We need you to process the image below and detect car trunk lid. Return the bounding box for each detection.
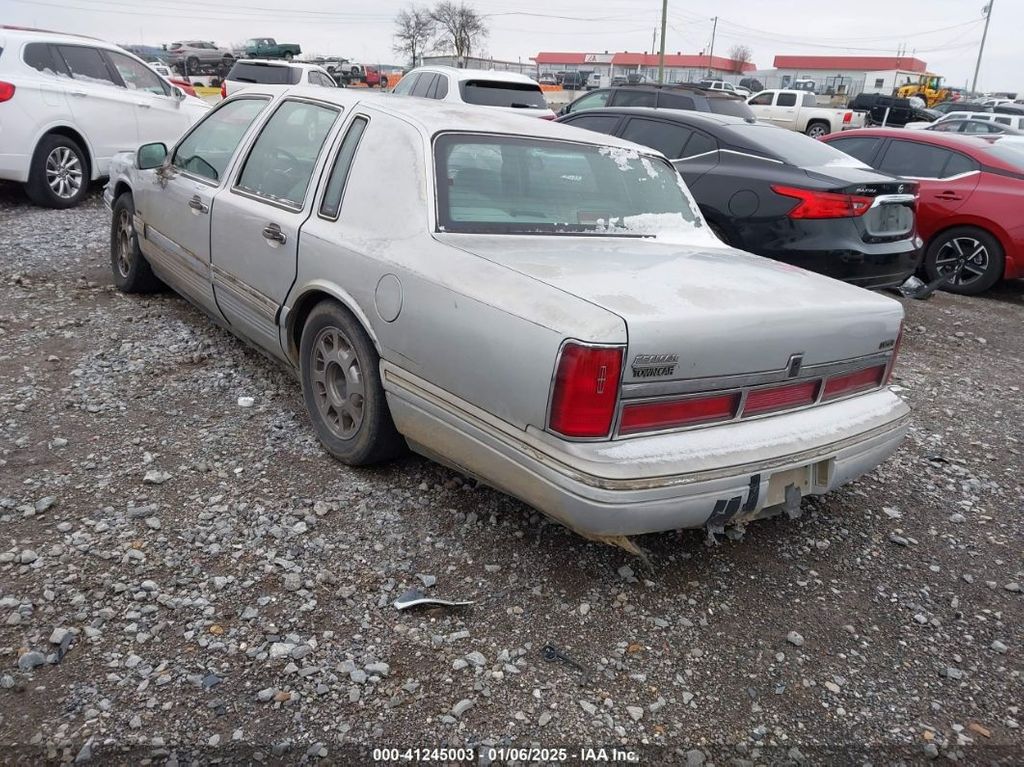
[801,164,918,241]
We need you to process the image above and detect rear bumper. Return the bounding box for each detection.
[383,364,910,537]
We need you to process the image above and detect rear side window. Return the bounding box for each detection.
[828,136,882,164]
[173,97,270,181]
[56,45,118,87]
[777,93,797,107]
[802,94,816,107]
[460,80,547,109]
[319,116,368,219]
[236,100,340,207]
[430,75,449,99]
[943,152,979,177]
[611,90,656,108]
[24,43,68,76]
[657,92,695,110]
[228,62,298,85]
[681,131,718,158]
[878,140,952,178]
[620,118,691,159]
[411,73,437,98]
[564,114,621,135]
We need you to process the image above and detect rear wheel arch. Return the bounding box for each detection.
[33,126,94,181]
[805,119,831,137]
[286,286,382,367]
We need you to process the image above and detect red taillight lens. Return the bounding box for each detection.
[772,184,873,219]
[843,111,853,124]
[743,380,819,416]
[221,82,227,98]
[822,365,886,401]
[620,392,740,434]
[548,343,623,438]
[0,81,15,102]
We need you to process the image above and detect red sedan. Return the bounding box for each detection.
[822,129,1024,294]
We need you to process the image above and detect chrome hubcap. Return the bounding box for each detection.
[934,236,989,286]
[311,327,364,440]
[116,209,134,277]
[45,147,83,199]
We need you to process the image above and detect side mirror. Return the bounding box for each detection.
[558,104,569,116]
[173,86,187,101]
[137,142,168,170]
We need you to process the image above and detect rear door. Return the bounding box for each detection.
[768,91,798,128]
[209,98,342,355]
[138,96,271,314]
[53,44,139,173]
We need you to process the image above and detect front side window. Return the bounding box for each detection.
[748,92,772,106]
[620,118,692,159]
[172,97,270,181]
[107,52,169,95]
[236,100,340,206]
[564,114,621,135]
[568,90,610,112]
[56,45,118,87]
[320,116,369,219]
[391,72,418,95]
[435,134,699,236]
[827,136,883,164]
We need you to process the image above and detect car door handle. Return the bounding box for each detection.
[137,101,152,109]
[934,192,962,200]
[70,90,87,98]
[187,195,209,213]
[261,223,287,244]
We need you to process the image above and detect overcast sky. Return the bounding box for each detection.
[5,0,1018,93]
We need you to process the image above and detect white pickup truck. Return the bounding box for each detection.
[746,89,865,138]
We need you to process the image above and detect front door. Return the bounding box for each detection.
[138,96,271,314]
[104,50,193,146]
[210,98,342,356]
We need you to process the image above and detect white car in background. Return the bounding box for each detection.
[0,26,209,208]
[222,59,337,97]
[391,66,555,119]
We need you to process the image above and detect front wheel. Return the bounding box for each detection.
[923,227,1004,295]
[805,122,830,139]
[283,51,294,61]
[185,56,200,72]
[110,193,163,293]
[299,301,405,465]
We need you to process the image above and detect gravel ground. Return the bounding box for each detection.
[0,183,1022,765]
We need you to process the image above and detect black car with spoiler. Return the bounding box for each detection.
[557,108,921,289]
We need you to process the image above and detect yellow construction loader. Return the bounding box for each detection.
[895,74,949,107]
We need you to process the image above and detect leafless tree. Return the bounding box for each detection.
[728,44,753,72]
[393,5,436,68]
[430,1,488,62]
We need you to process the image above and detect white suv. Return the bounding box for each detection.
[391,66,555,119]
[0,27,210,208]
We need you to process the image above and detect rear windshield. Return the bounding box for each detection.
[228,62,299,85]
[435,134,699,236]
[726,123,867,167]
[707,97,755,119]
[459,80,547,110]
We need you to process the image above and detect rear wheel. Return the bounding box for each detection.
[283,51,294,61]
[26,134,88,208]
[805,121,830,139]
[924,227,1004,295]
[186,55,200,72]
[299,301,405,465]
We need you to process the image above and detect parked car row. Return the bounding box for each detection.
[391,66,555,119]
[104,86,910,542]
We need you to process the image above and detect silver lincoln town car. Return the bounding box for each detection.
[106,86,910,542]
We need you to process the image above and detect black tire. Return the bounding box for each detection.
[805,121,830,139]
[299,301,405,465]
[379,75,388,89]
[110,193,163,293]
[25,134,89,209]
[923,226,1004,295]
[283,51,294,61]
[186,56,200,72]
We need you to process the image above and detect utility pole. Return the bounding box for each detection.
[651,28,657,56]
[971,1,994,94]
[707,16,718,76]
[657,0,668,84]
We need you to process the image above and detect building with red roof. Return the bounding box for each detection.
[532,51,756,86]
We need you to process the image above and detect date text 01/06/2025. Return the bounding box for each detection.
[371,747,641,762]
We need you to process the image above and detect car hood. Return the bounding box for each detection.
[438,233,903,382]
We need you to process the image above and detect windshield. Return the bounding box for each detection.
[707,97,755,119]
[459,80,547,109]
[727,123,868,168]
[435,134,699,236]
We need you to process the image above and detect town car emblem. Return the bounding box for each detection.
[631,353,679,378]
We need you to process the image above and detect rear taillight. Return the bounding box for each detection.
[0,81,15,102]
[620,392,740,435]
[885,322,903,384]
[743,380,819,416]
[548,342,623,438]
[221,81,227,98]
[822,365,886,401]
[842,111,853,124]
[772,184,873,219]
